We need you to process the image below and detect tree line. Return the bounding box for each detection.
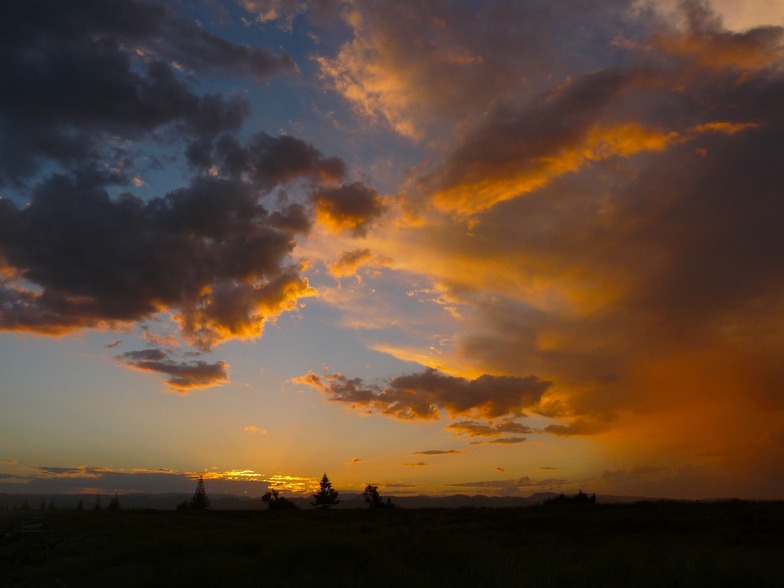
[0,473,395,513]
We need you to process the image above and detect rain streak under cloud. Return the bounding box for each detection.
[1,0,784,500]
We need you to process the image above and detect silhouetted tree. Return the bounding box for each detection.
[48,498,57,511]
[176,500,190,512]
[75,499,84,512]
[311,473,340,509]
[262,489,298,510]
[190,475,210,510]
[20,500,30,511]
[39,499,46,511]
[108,493,121,511]
[362,484,393,509]
[93,495,102,511]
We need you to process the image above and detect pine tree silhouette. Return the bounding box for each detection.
[108,493,121,511]
[190,475,210,510]
[311,473,340,509]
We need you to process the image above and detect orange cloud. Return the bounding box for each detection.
[313,182,386,237]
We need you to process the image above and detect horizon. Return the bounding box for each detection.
[2,0,784,502]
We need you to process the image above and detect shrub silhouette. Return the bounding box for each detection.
[262,489,298,510]
[311,473,340,509]
[545,489,597,505]
[190,475,211,510]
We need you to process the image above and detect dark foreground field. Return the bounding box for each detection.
[2,501,783,587]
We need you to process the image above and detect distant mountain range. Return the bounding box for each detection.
[0,491,659,511]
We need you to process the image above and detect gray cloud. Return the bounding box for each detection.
[117,348,229,391]
[412,450,463,456]
[186,132,346,191]
[295,368,552,420]
[488,437,527,445]
[446,419,534,437]
[450,476,568,489]
[0,174,315,348]
[0,0,294,184]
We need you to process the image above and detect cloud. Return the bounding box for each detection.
[446,419,533,438]
[186,132,346,191]
[244,425,267,435]
[316,0,642,141]
[0,174,317,348]
[322,1,784,496]
[312,182,387,237]
[347,458,363,464]
[328,248,374,278]
[488,437,527,445]
[0,0,294,184]
[0,463,290,495]
[402,462,428,467]
[117,348,229,392]
[412,450,463,456]
[294,368,552,420]
[543,419,613,437]
[450,476,568,490]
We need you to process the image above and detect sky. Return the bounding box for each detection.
[1,0,784,501]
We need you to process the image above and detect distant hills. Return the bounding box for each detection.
[0,491,661,511]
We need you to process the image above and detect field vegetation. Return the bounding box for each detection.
[1,500,783,587]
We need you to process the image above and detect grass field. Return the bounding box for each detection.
[2,501,783,587]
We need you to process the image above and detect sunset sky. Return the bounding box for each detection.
[2,0,784,501]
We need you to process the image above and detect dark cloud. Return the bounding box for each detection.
[0,174,314,348]
[450,476,568,489]
[543,418,613,437]
[295,368,552,420]
[411,450,462,456]
[446,419,533,437]
[186,132,346,190]
[488,437,527,445]
[0,0,293,184]
[117,348,228,392]
[0,464,272,495]
[312,182,386,236]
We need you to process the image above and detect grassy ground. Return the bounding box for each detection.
[1,501,783,587]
